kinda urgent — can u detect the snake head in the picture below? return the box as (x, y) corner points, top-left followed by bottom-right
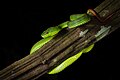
(41, 26), (62, 38)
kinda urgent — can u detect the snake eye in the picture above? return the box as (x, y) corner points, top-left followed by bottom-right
(46, 31), (49, 34)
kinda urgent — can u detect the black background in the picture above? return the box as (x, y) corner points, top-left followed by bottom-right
(0, 0), (119, 80)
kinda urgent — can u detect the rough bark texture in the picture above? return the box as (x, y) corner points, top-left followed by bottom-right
(0, 0), (120, 80)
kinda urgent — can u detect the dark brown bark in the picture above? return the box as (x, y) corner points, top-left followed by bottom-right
(0, 0), (120, 80)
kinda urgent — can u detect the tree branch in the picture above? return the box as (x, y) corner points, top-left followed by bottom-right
(0, 0), (120, 80)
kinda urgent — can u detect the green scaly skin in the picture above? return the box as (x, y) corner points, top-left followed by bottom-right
(48, 44), (94, 74)
(30, 9), (94, 74)
(68, 14), (91, 28)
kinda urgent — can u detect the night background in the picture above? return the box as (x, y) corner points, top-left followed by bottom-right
(0, 0), (119, 80)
